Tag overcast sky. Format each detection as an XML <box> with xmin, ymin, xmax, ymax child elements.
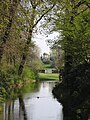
<box><xmin>33</xmin><ymin>32</ymin><xmax>59</xmax><ymax>55</ymax></box>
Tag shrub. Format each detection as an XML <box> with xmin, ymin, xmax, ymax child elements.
<box><xmin>22</xmin><ymin>67</ymin><xmax>39</xmax><ymax>81</ymax></box>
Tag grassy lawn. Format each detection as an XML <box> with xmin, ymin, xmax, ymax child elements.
<box><xmin>39</xmin><ymin>73</ymin><xmax>59</xmax><ymax>81</ymax></box>
<box><xmin>42</xmin><ymin>63</ymin><xmax>55</xmax><ymax>70</ymax></box>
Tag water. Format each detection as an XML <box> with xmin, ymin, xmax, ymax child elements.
<box><xmin>0</xmin><ymin>81</ymin><xmax>63</xmax><ymax>120</ymax></box>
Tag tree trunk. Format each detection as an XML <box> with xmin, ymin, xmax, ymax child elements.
<box><xmin>18</xmin><ymin>52</ymin><xmax>27</xmax><ymax>76</ymax></box>
<box><xmin>18</xmin><ymin>7</ymin><xmax>35</xmax><ymax>76</ymax></box>
<box><xmin>0</xmin><ymin>0</ymin><xmax>21</xmax><ymax>61</ymax></box>
<box><xmin>19</xmin><ymin>94</ymin><xmax>27</xmax><ymax>120</ymax></box>
<box><xmin>18</xmin><ymin>30</ymin><xmax>33</xmax><ymax>76</ymax></box>
<box><xmin>17</xmin><ymin>3</ymin><xmax>54</xmax><ymax>76</ymax></box>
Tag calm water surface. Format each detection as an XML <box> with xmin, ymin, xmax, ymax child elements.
<box><xmin>0</xmin><ymin>81</ymin><xmax>63</xmax><ymax>120</ymax></box>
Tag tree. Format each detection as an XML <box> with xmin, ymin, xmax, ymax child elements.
<box><xmin>0</xmin><ymin>0</ymin><xmax>55</xmax><ymax>75</ymax></box>
<box><xmin>0</xmin><ymin>0</ymin><xmax>21</xmax><ymax>61</ymax></box>
<box><xmin>50</xmin><ymin>44</ymin><xmax>64</xmax><ymax>69</ymax></box>
<box><xmin>51</xmin><ymin>0</ymin><xmax>90</xmax><ymax>72</ymax></box>
<box><xmin>17</xmin><ymin>0</ymin><xmax>55</xmax><ymax>76</ymax></box>
<box><xmin>52</xmin><ymin>1</ymin><xmax>90</xmax><ymax>119</ymax></box>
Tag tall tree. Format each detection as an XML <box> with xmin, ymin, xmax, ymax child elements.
<box><xmin>0</xmin><ymin>0</ymin><xmax>21</xmax><ymax>61</ymax></box>
<box><xmin>51</xmin><ymin>0</ymin><xmax>90</xmax><ymax>72</ymax></box>
<box><xmin>18</xmin><ymin>0</ymin><xmax>55</xmax><ymax>76</ymax></box>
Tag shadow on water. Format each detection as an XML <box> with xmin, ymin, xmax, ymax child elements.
<box><xmin>1</xmin><ymin>82</ymin><xmax>39</xmax><ymax>120</ymax></box>
<box><xmin>0</xmin><ymin>81</ymin><xmax>63</xmax><ymax>120</ymax></box>
<box><xmin>3</xmin><ymin>100</ymin><xmax>15</xmax><ymax>120</ymax></box>
<box><xmin>62</xmin><ymin>102</ymin><xmax>89</xmax><ymax>120</ymax></box>
<box><xmin>52</xmin><ymin>63</ymin><xmax>90</xmax><ymax>120</ymax></box>
<box><xmin>53</xmin><ymin>82</ymin><xmax>90</xmax><ymax>120</ymax></box>
<box><xmin>19</xmin><ymin>94</ymin><xmax>27</xmax><ymax>120</ymax></box>
<box><xmin>2</xmin><ymin>96</ymin><xmax>27</xmax><ymax>120</ymax></box>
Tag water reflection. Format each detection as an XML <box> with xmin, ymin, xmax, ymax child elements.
<box><xmin>19</xmin><ymin>95</ymin><xmax>27</xmax><ymax>120</ymax></box>
<box><xmin>1</xmin><ymin>81</ymin><xmax>63</xmax><ymax>120</ymax></box>
<box><xmin>3</xmin><ymin>101</ymin><xmax>14</xmax><ymax>120</ymax></box>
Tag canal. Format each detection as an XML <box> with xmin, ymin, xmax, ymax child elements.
<box><xmin>0</xmin><ymin>81</ymin><xmax>63</xmax><ymax>120</ymax></box>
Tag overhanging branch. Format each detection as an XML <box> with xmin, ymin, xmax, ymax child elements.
<box><xmin>73</xmin><ymin>1</ymin><xmax>86</xmax><ymax>9</ymax></box>
<box><xmin>76</xmin><ymin>7</ymin><xmax>89</xmax><ymax>16</ymax></box>
<box><xmin>32</xmin><ymin>4</ymin><xmax>55</xmax><ymax>28</ymax></box>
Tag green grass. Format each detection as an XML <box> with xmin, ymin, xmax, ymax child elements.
<box><xmin>39</xmin><ymin>73</ymin><xmax>59</xmax><ymax>81</ymax></box>
<box><xmin>43</xmin><ymin>63</ymin><xmax>51</xmax><ymax>68</ymax></box>
<box><xmin>42</xmin><ymin>63</ymin><xmax>55</xmax><ymax>70</ymax></box>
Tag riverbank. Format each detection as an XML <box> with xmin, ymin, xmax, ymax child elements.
<box><xmin>39</xmin><ymin>73</ymin><xmax>59</xmax><ymax>81</ymax></box>
<box><xmin>0</xmin><ymin>65</ymin><xmax>39</xmax><ymax>104</ymax></box>
<box><xmin>52</xmin><ymin>62</ymin><xmax>90</xmax><ymax>120</ymax></box>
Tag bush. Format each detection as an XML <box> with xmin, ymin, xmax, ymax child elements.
<box><xmin>0</xmin><ymin>65</ymin><xmax>39</xmax><ymax>102</ymax></box>
<box><xmin>22</xmin><ymin>67</ymin><xmax>39</xmax><ymax>81</ymax></box>
<box><xmin>0</xmin><ymin>65</ymin><xmax>19</xmax><ymax>100</ymax></box>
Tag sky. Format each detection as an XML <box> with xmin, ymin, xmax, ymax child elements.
<box><xmin>33</xmin><ymin>32</ymin><xmax>59</xmax><ymax>55</ymax></box>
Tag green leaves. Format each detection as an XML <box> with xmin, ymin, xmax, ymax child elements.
<box><xmin>50</xmin><ymin>0</ymin><xmax>90</xmax><ymax>69</ymax></box>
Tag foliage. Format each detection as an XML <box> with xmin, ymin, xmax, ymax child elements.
<box><xmin>0</xmin><ymin>0</ymin><xmax>56</xmax><ymax>104</ymax></box>
<box><xmin>53</xmin><ymin>62</ymin><xmax>90</xmax><ymax>120</ymax></box>
<box><xmin>0</xmin><ymin>64</ymin><xmax>39</xmax><ymax>103</ymax></box>
<box><xmin>51</xmin><ymin>1</ymin><xmax>90</xmax><ymax>119</ymax></box>
<box><xmin>49</xmin><ymin>0</ymin><xmax>90</xmax><ymax>69</ymax></box>
<box><xmin>22</xmin><ymin>67</ymin><xmax>39</xmax><ymax>81</ymax></box>
<box><xmin>50</xmin><ymin>47</ymin><xmax>64</xmax><ymax>69</ymax></box>
<box><xmin>0</xmin><ymin>65</ymin><xmax>19</xmax><ymax>100</ymax></box>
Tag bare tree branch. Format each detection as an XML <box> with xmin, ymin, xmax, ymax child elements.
<box><xmin>85</xmin><ymin>2</ymin><xmax>90</xmax><ymax>8</ymax></box>
<box><xmin>32</xmin><ymin>4</ymin><xmax>55</xmax><ymax>28</ymax></box>
<box><xmin>76</xmin><ymin>7</ymin><xmax>89</xmax><ymax>16</ymax></box>
<box><xmin>73</xmin><ymin>1</ymin><xmax>86</xmax><ymax>9</ymax></box>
